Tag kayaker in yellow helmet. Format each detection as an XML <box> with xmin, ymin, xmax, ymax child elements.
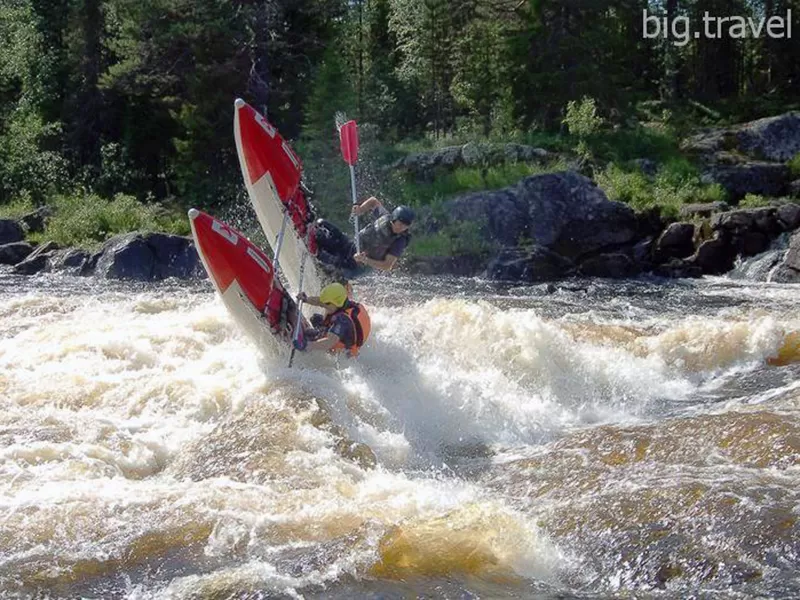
<box><xmin>293</xmin><ymin>283</ymin><xmax>371</xmax><ymax>357</ymax></box>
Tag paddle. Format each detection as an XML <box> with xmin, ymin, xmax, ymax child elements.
<box><xmin>337</xmin><ymin>119</ymin><xmax>360</xmax><ymax>253</ymax></box>
<box><xmin>288</xmin><ymin>232</ymin><xmax>310</xmax><ymax>368</ymax></box>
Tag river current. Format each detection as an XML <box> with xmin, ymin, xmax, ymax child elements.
<box><xmin>0</xmin><ymin>267</ymin><xmax>798</xmax><ymax>599</ymax></box>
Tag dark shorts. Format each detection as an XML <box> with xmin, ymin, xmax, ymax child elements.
<box><xmin>313</xmin><ymin>220</ymin><xmax>368</xmax><ymax>281</ymax></box>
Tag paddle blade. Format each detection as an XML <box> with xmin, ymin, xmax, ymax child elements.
<box><xmin>338</xmin><ymin>120</ymin><xmax>359</xmax><ymax>165</ymax></box>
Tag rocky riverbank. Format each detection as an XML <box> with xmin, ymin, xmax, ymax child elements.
<box><xmin>3</xmin><ymin>112</ymin><xmax>800</xmax><ymax>285</ymax></box>
<box><xmin>403</xmin><ymin>170</ymin><xmax>800</xmax><ymax>283</ymax></box>
<box><xmin>2</xmin><ymin>187</ymin><xmax>798</xmax><ymax>285</ymax></box>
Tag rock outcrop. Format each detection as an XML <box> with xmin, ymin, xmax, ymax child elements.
<box><xmin>771</xmin><ymin>230</ymin><xmax>800</xmax><ymax>283</ymax></box>
<box><xmin>390</xmin><ymin>142</ymin><xmax>551</xmax><ymax>181</ymax></box>
<box><xmin>446</xmin><ymin>171</ymin><xmax>639</xmax><ymax>260</ymax></box>
<box><xmin>682</xmin><ymin>112</ymin><xmax>800</xmax><ymax>162</ymax></box>
<box><xmin>10</xmin><ymin>232</ymin><xmax>205</xmax><ymax>281</ymax></box>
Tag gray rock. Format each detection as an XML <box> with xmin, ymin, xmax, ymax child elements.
<box><xmin>444</xmin><ymin>187</ymin><xmax>528</xmax><ymax>247</ymax></box>
<box><xmin>737</xmin><ymin>231</ymin><xmax>770</xmax><ymax>257</ymax></box>
<box><xmin>710</xmin><ymin>209</ymin><xmax>755</xmax><ymax>233</ymax></box>
<box><xmin>678</xmin><ymin>202</ymin><xmax>730</xmax><ymax>219</ymax></box>
<box><xmin>578</xmin><ymin>253</ymin><xmax>640</xmax><ymax>279</ymax></box>
<box><xmin>148</xmin><ymin>233</ymin><xmax>204</xmax><ymax>279</ymax></box>
<box><xmin>682</xmin><ymin>112</ymin><xmax>800</xmax><ymax>162</ymax></box>
<box><xmin>789</xmin><ymin>179</ymin><xmax>800</xmax><ymax>198</ymax></box>
<box><xmin>0</xmin><ymin>242</ymin><xmax>33</xmax><ymax>265</ymax></box>
<box><xmin>49</xmin><ymin>248</ymin><xmax>90</xmax><ymax>274</ymax></box>
<box><xmin>391</xmin><ymin>142</ymin><xmax>550</xmax><ymax>180</ymax></box>
<box><xmin>636</xmin><ymin>208</ymin><xmax>665</xmax><ymax>238</ymax></box>
<box><xmin>486</xmin><ymin>246</ymin><xmax>574</xmax><ymax>282</ymax></box>
<box><xmin>90</xmin><ymin>232</ymin><xmax>203</xmax><ymax>281</ymax></box>
<box><xmin>701</xmin><ymin>162</ymin><xmax>790</xmax><ymax>201</ymax></box>
<box><xmin>681</xmin><ymin>128</ymin><xmax>734</xmax><ymax>156</ymax></box>
<box><xmin>736</xmin><ymin>112</ymin><xmax>800</xmax><ymax>162</ymax></box>
<box><xmin>505</xmin><ymin>143</ymin><xmax>550</xmax><ymax>163</ymax></box>
<box><xmin>711</xmin><ymin>207</ymin><xmax>780</xmax><ymax>235</ymax></box>
<box><xmin>0</xmin><ymin>219</ymin><xmax>24</xmax><ymax>245</ymax></box>
<box><xmin>462</xmin><ymin>142</ymin><xmax>488</xmax><ymax>167</ymax></box>
<box><xmin>433</xmin><ymin>146</ymin><xmax>464</xmax><ymax>170</ymax></box>
<box><xmin>447</xmin><ymin>171</ymin><xmax>638</xmax><ymax>260</ymax></box>
<box><xmin>771</xmin><ymin>230</ymin><xmax>800</xmax><ymax>283</ymax></box>
<box><xmin>13</xmin><ymin>241</ymin><xmax>60</xmax><ymax>275</ymax></box>
<box><xmin>653</xmin><ymin>258</ymin><xmax>703</xmax><ymax>279</ymax></box>
<box><xmin>18</xmin><ymin>206</ymin><xmax>52</xmax><ymax>234</ymax></box>
<box><xmin>520</xmin><ymin>172</ymin><xmax>639</xmax><ymax>259</ymax></box>
<box><xmin>751</xmin><ymin>207</ymin><xmax>782</xmax><ymax>236</ymax></box>
<box><xmin>631</xmin><ymin>237</ymin><xmax>655</xmax><ymax>265</ymax></box>
<box><xmin>92</xmin><ymin>234</ymin><xmax>155</xmax><ymax>280</ymax></box>
<box><xmin>655</xmin><ymin>222</ymin><xmax>695</xmax><ymax>260</ymax></box>
<box><xmin>691</xmin><ymin>236</ymin><xmax>736</xmax><ymax>274</ymax></box>
<box><xmin>777</xmin><ymin>203</ymin><xmax>800</xmax><ymax>231</ymax></box>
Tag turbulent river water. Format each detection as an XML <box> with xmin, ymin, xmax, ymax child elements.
<box><xmin>1</xmin><ymin>266</ymin><xmax>799</xmax><ymax>599</ymax></box>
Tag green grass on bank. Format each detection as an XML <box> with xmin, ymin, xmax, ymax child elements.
<box><xmin>387</xmin><ymin>159</ymin><xmax>571</xmax><ymax>208</ymax></box>
<box><xmin>407</xmin><ymin>220</ymin><xmax>493</xmax><ymax>259</ymax></box>
<box><xmin>595</xmin><ymin>159</ymin><xmax>726</xmax><ymax>219</ymax></box>
<box><xmin>1</xmin><ymin>192</ymin><xmax>190</xmax><ymax>249</ymax></box>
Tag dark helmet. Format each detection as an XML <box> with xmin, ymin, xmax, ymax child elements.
<box><xmin>391</xmin><ymin>205</ymin><xmax>415</xmax><ymax>225</ymax></box>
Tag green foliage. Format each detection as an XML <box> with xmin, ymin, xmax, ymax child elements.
<box><xmin>585</xmin><ymin>126</ymin><xmax>682</xmax><ymax>165</ymax></box>
<box><xmin>450</xmin><ymin>20</ymin><xmax>507</xmax><ymax>136</ymax></box>
<box><xmin>1</xmin><ymin>0</ymin><xmax>799</xmax><ymax>243</ymax></box>
<box><xmin>739</xmin><ymin>193</ymin><xmax>772</xmax><ymax>208</ymax></box>
<box><xmin>389</xmin><ymin>160</ymin><xmax>567</xmax><ymax>208</ymax></box>
<box><xmin>302</xmin><ymin>49</ymin><xmax>356</xmax><ymax>141</ymax></box>
<box><xmin>409</xmin><ymin>220</ymin><xmax>491</xmax><ymax>258</ymax></box>
<box><xmin>45</xmin><ymin>191</ymin><xmax>188</xmax><ymax>248</ymax></box>
<box><xmin>789</xmin><ymin>152</ymin><xmax>800</xmax><ymax>178</ymax></box>
<box><xmin>596</xmin><ymin>161</ymin><xmax>726</xmax><ymax>219</ymax></box>
<box><xmin>0</xmin><ymin>107</ymin><xmax>69</xmax><ymax>203</ymax></box>
<box><xmin>563</xmin><ymin>96</ymin><xmax>605</xmax><ymax>138</ymax></box>
<box><xmin>0</xmin><ymin>194</ymin><xmax>35</xmax><ymax>219</ymax></box>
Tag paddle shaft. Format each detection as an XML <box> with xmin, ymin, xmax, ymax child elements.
<box><xmin>288</xmin><ymin>230</ymin><xmax>310</xmax><ymax>368</ymax></box>
<box><xmin>273</xmin><ymin>211</ymin><xmax>290</xmax><ymax>276</ymax></box>
<box><xmin>349</xmin><ymin>164</ymin><xmax>360</xmax><ymax>253</ymax></box>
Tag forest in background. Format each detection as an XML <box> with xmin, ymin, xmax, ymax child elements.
<box><xmin>1</xmin><ymin>0</ymin><xmax>799</xmax><ymax>247</ymax></box>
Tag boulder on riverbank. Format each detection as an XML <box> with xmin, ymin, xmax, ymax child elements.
<box><xmin>681</xmin><ymin>112</ymin><xmax>800</xmax><ymax>200</ymax></box>
<box><xmin>0</xmin><ymin>242</ymin><xmax>33</xmax><ymax>265</ymax></box>
<box><xmin>701</xmin><ymin>162</ymin><xmax>790</xmax><ymax>201</ymax></box>
<box><xmin>445</xmin><ymin>170</ymin><xmax>639</xmax><ymax>259</ymax></box>
<box><xmin>0</xmin><ymin>219</ymin><xmax>24</xmax><ymax>245</ymax></box>
<box><xmin>771</xmin><ymin>230</ymin><xmax>800</xmax><ymax>283</ymax></box>
<box><xmin>486</xmin><ymin>246</ymin><xmax>575</xmax><ymax>282</ymax></box>
<box><xmin>390</xmin><ymin>142</ymin><xmax>552</xmax><ymax>181</ymax></box>
<box><xmin>682</xmin><ymin>112</ymin><xmax>800</xmax><ymax>162</ymax></box>
<box><xmin>88</xmin><ymin>232</ymin><xmax>204</xmax><ymax>280</ymax></box>
<box><xmin>9</xmin><ymin>232</ymin><xmax>205</xmax><ymax>281</ymax></box>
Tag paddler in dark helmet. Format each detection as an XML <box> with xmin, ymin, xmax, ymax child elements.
<box><xmin>311</xmin><ymin>196</ymin><xmax>414</xmax><ymax>278</ymax></box>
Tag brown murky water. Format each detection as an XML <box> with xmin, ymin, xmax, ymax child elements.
<box><xmin>0</xmin><ymin>268</ymin><xmax>798</xmax><ymax>598</ymax></box>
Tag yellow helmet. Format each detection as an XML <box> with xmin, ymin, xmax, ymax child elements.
<box><xmin>319</xmin><ymin>282</ymin><xmax>347</xmax><ymax>308</ymax></box>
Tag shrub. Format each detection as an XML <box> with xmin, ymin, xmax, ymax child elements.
<box><xmin>596</xmin><ymin>161</ymin><xmax>726</xmax><ymax>219</ymax></box>
<box><xmin>788</xmin><ymin>152</ymin><xmax>800</xmax><ymax>178</ymax></box>
<box><xmin>739</xmin><ymin>193</ymin><xmax>772</xmax><ymax>208</ymax></box>
<box><xmin>408</xmin><ymin>220</ymin><xmax>492</xmax><ymax>258</ymax></box>
<box><xmin>0</xmin><ymin>193</ymin><xmax>35</xmax><ymax>219</ymax></box>
<box><xmin>389</xmin><ymin>160</ymin><xmax>568</xmax><ymax>208</ymax></box>
<box><xmin>563</xmin><ymin>96</ymin><xmax>605</xmax><ymax>138</ymax></box>
<box><xmin>45</xmin><ymin>191</ymin><xmax>188</xmax><ymax>248</ymax></box>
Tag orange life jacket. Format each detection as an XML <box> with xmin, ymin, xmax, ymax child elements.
<box><xmin>324</xmin><ymin>302</ymin><xmax>371</xmax><ymax>357</ymax></box>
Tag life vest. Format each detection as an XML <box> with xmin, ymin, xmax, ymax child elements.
<box><xmin>323</xmin><ymin>302</ymin><xmax>371</xmax><ymax>357</ymax></box>
<box><xmin>357</xmin><ymin>215</ymin><xmax>408</xmax><ymax>261</ymax></box>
